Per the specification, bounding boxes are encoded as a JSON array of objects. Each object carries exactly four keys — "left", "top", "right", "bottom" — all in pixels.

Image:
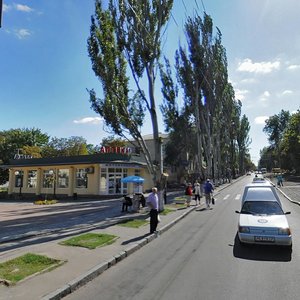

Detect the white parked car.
[
  {"left": 242, "top": 183, "right": 280, "bottom": 205},
  {"left": 236, "top": 184, "right": 292, "bottom": 248}
]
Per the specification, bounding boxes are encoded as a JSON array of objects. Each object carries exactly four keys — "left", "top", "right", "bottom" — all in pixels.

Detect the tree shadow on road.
[{"left": 232, "top": 233, "right": 292, "bottom": 262}]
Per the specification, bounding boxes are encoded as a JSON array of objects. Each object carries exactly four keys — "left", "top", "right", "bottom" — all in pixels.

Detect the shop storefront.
[{"left": 3, "top": 150, "right": 152, "bottom": 199}]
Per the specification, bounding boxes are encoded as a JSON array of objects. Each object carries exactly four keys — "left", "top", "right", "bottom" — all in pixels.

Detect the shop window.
[
  {"left": 58, "top": 169, "right": 69, "bottom": 188},
  {"left": 100, "top": 169, "right": 107, "bottom": 193},
  {"left": 43, "top": 170, "right": 54, "bottom": 188},
  {"left": 15, "top": 171, "right": 23, "bottom": 188},
  {"left": 76, "top": 168, "right": 88, "bottom": 188},
  {"left": 27, "top": 170, "right": 37, "bottom": 188},
  {"left": 134, "top": 169, "right": 141, "bottom": 176}
]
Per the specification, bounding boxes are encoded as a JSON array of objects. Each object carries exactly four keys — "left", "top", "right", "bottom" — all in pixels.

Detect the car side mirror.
[
  {"left": 285, "top": 211, "right": 291, "bottom": 215},
  {"left": 235, "top": 210, "right": 240, "bottom": 214}
]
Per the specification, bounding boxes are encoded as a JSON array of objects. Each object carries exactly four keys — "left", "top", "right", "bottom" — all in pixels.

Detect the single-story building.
[{"left": 2, "top": 148, "right": 154, "bottom": 199}]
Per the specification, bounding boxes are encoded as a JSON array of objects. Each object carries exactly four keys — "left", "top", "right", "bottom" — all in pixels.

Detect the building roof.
[{"left": 1, "top": 153, "right": 146, "bottom": 169}]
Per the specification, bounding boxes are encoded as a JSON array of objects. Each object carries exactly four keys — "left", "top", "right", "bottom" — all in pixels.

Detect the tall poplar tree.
[{"left": 87, "top": 0, "right": 173, "bottom": 187}]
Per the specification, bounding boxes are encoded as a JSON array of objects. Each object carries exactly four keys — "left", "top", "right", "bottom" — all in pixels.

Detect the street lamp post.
[{"left": 14, "top": 170, "right": 23, "bottom": 199}]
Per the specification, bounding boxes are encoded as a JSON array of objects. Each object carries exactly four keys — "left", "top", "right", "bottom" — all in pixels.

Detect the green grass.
[
  {"left": 166, "top": 202, "right": 186, "bottom": 209},
  {"left": 160, "top": 208, "right": 175, "bottom": 215},
  {"left": 118, "top": 219, "right": 149, "bottom": 228},
  {"left": 59, "top": 233, "right": 118, "bottom": 249},
  {"left": 0, "top": 253, "right": 63, "bottom": 286}
]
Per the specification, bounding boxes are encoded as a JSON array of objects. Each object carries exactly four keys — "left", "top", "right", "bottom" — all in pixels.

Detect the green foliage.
[
  {"left": 281, "top": 110, "right": 300, "bottom": 172},
  {"left": 263, "top": 110, "right": 290, "bottom": 147},
  {"left": 0, "top": 128, "right": 50, "bottom": 184},
  {"left": 101, "top": 136, "right": 126, "bottom": 147},
  {"left": 41, "top": 136, "right": 89, "bottom": 157},
  {"left": 87, "top": 0, "right": 174, "bottom": 183},
  {"left": 261, "top": 109, "right": 299, "bottom": 172},
  {"left": 160, "top": 12, "right": 250, "bottom": 179}
]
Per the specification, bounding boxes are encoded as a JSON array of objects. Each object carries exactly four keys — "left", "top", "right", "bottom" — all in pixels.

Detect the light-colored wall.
[{"left": 9, "top": 163, "right": 152, "bottom": 197}]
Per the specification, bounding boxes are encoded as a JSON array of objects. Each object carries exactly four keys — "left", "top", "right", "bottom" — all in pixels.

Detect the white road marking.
[
  {"left": 235, "top": 194, "right": 241, "bottom": 200},
  {"left": 224, "top": 195, "right": 230, "bottom": 200}
]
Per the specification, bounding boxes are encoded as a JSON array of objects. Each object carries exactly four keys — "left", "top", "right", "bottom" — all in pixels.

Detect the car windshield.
[
  {"left": 245, "top": 187, "right": 276, "bottom": 201},
  {"left": 241, "top": 201, "right": 284, "bottom": 215}
]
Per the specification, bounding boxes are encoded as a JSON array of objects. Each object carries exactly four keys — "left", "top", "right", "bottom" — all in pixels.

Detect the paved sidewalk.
[
  {"left": 0, "top": 176, "right": 299, "bottom": 300},
  {"left": 269, "top": 178, "right": 300, "bottom": 205},
  {"left": 0, "top": 192, "right": 204, "bottom": 300}
]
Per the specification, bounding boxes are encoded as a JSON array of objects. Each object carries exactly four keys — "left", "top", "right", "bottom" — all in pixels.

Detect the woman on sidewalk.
[
  {"left": 185, "top": 183, "right": 193, "bottom": 207},
  {"left": 194, "top": 182, "right": 202, "bottom": 205}
]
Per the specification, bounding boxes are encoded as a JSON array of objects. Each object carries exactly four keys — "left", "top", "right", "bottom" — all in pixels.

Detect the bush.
[{"left": 34, "top": 199, "right": 58, "bottom": 205}]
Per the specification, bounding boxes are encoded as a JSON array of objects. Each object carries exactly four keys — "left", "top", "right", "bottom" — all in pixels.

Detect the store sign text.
[
  {"left": 14, "top": 154, "right": 33, "bottom": 160},
  {"left": 100, "top": 146, "right": 132, "bottom": 154}
]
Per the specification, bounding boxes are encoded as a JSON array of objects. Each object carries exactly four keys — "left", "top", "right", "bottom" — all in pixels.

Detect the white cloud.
[
  {"left": 254, "top": 116, "right": 268, "bottom": 125},
  {"left": 14, "top": 29, "right": 31, "bottom": 39},
  {"left": 237, "top": 58, "right": 280, "bottom": 74},
  {"left": 287, "top": 64, "right": 300, "bottom": 71},
  {"left": 235, "top": 89, "right": 249, "bottom": 101},
  {"left": 73, "top": 117, "right": 103, "bottom": 125},
  {"left": 240, "top": 78, "right": 256, "bottom": 84},
  {"left": 259, "top": 91, "right": 270, "bottom": 102},
  {"left": 14, "top": 4, "right": 34, "bottom": 13},
  {"left": 281, "top": 90, "right": 293, "bottom": 96}
]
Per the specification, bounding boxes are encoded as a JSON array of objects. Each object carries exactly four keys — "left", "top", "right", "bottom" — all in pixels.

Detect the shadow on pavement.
[
  {"left": 232, "top": 234, "right": 292, "bottom": 262},
  {"left": 121, "top": 233, "right": 150, "bottom": 245}
]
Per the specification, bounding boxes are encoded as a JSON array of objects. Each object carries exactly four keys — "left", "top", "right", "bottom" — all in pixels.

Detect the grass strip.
[
  {"left": 0, "top": 253, "right": 63, "bottom": 286},
  {"left": 59, "top": 233, "right": 118, "bottom": 249},
  {"left": 118, "top": 219, "right": 149, "bottom": 228}
]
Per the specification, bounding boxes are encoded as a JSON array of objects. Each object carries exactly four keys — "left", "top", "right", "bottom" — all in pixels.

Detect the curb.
[
  {"left": 266, "top": 178, "right": 300, "bottom": 206},
  {"left": 276, "top": 187, "right": 300, "bottom": 206},
  {"left": 42, "top": 205, "right": 198, "bottom": 300},
  {"left": 42, "top": 180, "right": 238, "bottom": 299}
]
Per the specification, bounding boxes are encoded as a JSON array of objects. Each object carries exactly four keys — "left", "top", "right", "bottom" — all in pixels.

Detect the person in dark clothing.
[
  {"left": 121, "top": 195, "right": 132, "bottom": 212},
  {"left": 203, "top": 179, "right": 214, "bottom": 209},
  {"left": 146, "top": 187, "right": 159, "bottom": 234}
]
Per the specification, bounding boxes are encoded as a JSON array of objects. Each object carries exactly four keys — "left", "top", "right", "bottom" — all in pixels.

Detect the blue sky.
[{"left": 1, "top": 0, "right": 300, "bottom": 165}]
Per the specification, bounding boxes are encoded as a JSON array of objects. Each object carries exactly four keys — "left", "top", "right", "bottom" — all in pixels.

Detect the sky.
[{"left": 1, "top": 0, "right": 300, "bottom": 166}]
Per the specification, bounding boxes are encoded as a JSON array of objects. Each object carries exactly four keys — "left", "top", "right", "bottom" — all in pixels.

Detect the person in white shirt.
[{"left": 146, "top": 187, "right": 159, "bottom": 234}]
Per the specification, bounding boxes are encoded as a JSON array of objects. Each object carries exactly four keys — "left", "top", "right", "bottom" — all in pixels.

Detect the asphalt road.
[{"left": 65, "top": 176, "right": 300, "bottom": 300}]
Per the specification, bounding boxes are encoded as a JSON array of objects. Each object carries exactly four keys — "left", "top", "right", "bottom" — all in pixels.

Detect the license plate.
[{"left": 254, "top": 236, "right": 275, "bottom": 242}]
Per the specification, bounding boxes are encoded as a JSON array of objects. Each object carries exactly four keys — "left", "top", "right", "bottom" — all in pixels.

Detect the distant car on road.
[
  {"left": 236, "top": 184, "right": 292, "bottom": 248},
  {"left": 252, "top": 174, "right": 266, "bottom": 183}
]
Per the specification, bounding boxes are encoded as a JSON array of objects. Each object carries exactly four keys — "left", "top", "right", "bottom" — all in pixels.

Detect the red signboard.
[{"left": 100, "top": 146, "right": 132, "bottom": 154}]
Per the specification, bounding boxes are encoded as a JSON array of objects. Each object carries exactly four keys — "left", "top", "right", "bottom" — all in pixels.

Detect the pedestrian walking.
[
  {"left": 203, "top": 179, "right": 214, "bottom": 209},
  {"left": 185, "top": 183, "right": 193, "bottom": 207},
  {"left": 194, "top": 182, "right": 201, "bottom": 205},
  {"left": 277, "top": 174, "right": 283, "bottom": 187},
  {"left": 146, "top": 187, "right": 159, "bottom": 234}
]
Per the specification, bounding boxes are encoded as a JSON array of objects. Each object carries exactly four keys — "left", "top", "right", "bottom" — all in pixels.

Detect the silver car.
[
  {"left": 236, "top": 186, "right": 292, "bottom": 248},
  {"left": 242, "top": 183, "right": 281, "bottom": 206}
]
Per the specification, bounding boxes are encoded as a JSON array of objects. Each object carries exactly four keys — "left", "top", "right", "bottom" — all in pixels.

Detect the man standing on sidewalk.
[
  {"left": 204, "top": 179, "right": 214, "bottom": 209},
  {"left": 147, "top": 187, "right": 159, "bottom": 234}
]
